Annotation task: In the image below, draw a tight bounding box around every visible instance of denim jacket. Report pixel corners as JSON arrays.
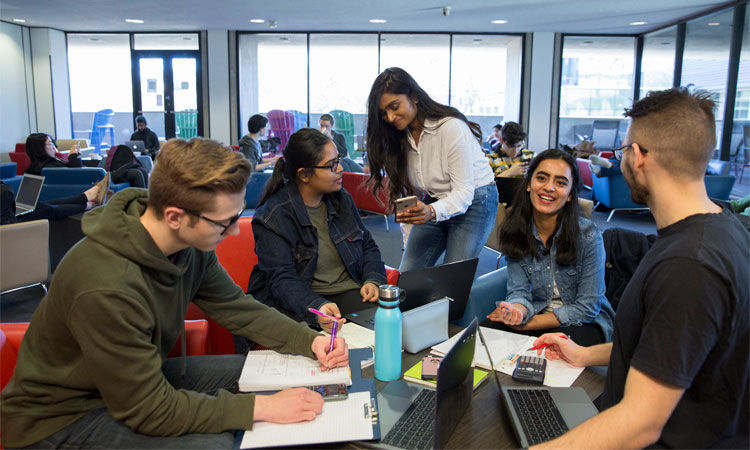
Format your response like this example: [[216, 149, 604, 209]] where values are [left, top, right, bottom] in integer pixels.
[[248, 182, 387, 325], [504, 217, 615, 341]]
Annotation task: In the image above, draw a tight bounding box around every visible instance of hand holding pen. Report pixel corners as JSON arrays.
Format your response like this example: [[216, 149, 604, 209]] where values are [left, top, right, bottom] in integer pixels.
[[309, 307, 349, 370], [309, 304, 345, 334], [530, 333, 586, 367]]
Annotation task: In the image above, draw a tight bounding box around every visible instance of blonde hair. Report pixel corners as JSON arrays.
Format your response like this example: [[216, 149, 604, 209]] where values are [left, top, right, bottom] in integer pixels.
[[148, 138, 251, 218]]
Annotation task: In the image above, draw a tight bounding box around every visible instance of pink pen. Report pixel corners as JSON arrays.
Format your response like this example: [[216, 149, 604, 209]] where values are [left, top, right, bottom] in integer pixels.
[[329, 320, 338, 353], [308, 307, 337, 321]]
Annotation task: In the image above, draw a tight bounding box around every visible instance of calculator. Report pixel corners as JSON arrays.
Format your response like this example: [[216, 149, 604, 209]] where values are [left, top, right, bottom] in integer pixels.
[[512, 355, 547, 385]]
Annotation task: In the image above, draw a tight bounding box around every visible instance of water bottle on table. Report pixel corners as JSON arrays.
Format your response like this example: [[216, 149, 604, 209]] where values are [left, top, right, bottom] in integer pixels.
[[374, 284, 403, 381]]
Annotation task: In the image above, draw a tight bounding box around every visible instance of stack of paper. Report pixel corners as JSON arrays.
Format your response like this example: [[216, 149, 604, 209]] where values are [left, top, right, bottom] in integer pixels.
[[431, 326, 585, 388], [238, 350, 351, 392]]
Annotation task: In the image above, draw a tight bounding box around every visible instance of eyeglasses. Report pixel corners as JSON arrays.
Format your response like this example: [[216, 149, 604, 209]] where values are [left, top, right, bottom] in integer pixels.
[[313, 157, 341, 173], [613, 143, 649, 161], [183, 203, 245, 235]]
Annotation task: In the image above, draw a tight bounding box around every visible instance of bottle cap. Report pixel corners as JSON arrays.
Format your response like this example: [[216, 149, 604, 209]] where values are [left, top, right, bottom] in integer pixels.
[[378, 284, 402, 299]]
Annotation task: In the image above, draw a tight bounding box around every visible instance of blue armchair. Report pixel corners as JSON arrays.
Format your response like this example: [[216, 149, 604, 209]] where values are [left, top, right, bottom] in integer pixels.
[[591, 169, 649, 222], [245, 171, 272, 210], [39, 168, 129, 202], [1, 163, 22, 192], [454, 266, 507, 328], [705, 175, 736, 201]]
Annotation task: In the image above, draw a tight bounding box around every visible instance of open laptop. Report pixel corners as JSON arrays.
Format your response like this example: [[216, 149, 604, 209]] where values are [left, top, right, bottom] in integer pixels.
[[14, 174, 45, 217], [477, 327, 598, 448], [346, 257, 479, 329], [366, 318, 477, 450], [124, 140, 146, 154]]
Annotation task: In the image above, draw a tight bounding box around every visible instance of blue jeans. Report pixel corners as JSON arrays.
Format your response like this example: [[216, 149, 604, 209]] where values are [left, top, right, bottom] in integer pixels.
[[27, 355, 245, 449], [400, 183, 498, 271]]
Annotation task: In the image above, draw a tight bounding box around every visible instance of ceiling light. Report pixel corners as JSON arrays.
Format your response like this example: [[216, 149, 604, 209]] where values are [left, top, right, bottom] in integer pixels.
[[125, 19, 144, 24], [629, 21, 647, 26], [249, 19, 265, 23], [707, 22, 721, 26], [12, 19, 26, 23], [491, 19, 507, 24], [370, 19, 387, 24]]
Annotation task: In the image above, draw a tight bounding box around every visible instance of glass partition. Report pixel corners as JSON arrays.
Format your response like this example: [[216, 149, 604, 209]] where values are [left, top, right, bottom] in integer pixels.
[[640, 26, 677, 98], [380, 34, 451, 104]]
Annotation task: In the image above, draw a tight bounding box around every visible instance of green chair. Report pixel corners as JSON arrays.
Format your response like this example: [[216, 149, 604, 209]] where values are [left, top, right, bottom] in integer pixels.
[[175, 109, 198, 139], [329, 110, 356, 158]]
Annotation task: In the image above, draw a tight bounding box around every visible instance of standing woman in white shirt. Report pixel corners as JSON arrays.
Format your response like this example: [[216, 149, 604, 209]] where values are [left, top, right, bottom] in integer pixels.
[[366, 67, 498, 271]]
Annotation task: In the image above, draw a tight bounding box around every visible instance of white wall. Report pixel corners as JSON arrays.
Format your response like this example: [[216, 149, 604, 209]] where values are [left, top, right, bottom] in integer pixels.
[[527, 32, 556, 152], [207, 29, 231, 144], [0, 22, 34, 157]]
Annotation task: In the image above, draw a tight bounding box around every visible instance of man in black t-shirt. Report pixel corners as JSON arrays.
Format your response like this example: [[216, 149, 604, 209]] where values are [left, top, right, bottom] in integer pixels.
[[532, 88, 749, 449], [130, 115, 160, 158]]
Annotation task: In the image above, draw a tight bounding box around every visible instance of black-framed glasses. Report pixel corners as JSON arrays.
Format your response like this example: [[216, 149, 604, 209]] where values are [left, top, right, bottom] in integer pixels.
[[613, 143, 649, 161], [183, 202, 245, 235], [313, 156, 341, 173]]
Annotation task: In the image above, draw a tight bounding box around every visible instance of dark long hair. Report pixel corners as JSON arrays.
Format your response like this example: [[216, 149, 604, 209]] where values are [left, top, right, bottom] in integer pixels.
[[258, 128, 332, 206], [25, 133, 55, 175], [365, 67, 482, 205], [498, 148, 582, 266]]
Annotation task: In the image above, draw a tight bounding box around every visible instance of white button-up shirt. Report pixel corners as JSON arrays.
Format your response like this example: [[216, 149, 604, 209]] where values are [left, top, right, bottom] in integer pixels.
[[406, 117, 495, 221]]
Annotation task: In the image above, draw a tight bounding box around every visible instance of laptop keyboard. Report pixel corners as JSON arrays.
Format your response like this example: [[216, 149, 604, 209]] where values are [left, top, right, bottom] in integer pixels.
[[507, 388, 569, 445], [382, 389, 435, 449]]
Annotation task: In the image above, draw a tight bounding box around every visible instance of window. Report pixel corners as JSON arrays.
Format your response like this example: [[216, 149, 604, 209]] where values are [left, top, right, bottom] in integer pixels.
[[133, 33, 199, 50], [558, 36, 635, 146], [238, 34, 307, 138], [682, 9, 733, 154], [450, 35, 523, 139], [640, 26, 677, 98], [67, 34, 133, 140], [380, 34, 451, 104]]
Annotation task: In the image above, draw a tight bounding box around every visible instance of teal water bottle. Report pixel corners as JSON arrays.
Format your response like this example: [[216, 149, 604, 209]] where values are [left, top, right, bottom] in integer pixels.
[[374, 285, 402, 381]]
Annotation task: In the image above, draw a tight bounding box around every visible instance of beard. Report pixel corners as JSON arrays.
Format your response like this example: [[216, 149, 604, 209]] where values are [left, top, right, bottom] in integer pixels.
[[621, 157, 649, 205]]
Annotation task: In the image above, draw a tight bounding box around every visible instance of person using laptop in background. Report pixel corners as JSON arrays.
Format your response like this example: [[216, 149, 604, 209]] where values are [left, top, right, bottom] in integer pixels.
[[247, 128, 387, 339], [485, 148, 615, 346], [1, 138, 349, 449], [129, 115, 160, 158], [239, 114, 281, 172], [531, 88, 749, 449]]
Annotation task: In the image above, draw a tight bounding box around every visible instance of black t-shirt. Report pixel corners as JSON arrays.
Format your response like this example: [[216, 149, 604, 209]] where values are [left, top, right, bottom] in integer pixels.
[[602, 206, 749, 448]]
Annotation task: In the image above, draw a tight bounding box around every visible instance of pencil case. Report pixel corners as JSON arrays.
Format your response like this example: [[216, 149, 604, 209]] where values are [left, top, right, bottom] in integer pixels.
[[401, 297, 449, 353]]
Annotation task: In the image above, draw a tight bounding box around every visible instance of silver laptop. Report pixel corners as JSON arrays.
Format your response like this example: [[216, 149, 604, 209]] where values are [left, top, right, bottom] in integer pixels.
[[14, 174, 45, 217], [364, 318, 477, 450], [477, 327, 598, 448], [124, 140, 146, 154], [346, 258, 479, 329]]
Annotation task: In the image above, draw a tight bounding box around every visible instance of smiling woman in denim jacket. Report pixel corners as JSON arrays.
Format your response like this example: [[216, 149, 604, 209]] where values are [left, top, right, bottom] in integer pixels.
[[486, 149, 615, 346], [247, 128, 387, 333]]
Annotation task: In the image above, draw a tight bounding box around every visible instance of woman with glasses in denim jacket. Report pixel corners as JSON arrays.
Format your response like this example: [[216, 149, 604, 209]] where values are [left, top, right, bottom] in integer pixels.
[[247, 128, 387, 334], [485, 149, 615, 345]]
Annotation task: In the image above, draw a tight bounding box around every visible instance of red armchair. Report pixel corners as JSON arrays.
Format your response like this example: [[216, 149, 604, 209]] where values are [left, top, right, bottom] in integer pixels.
[[342, 172, 391, 231]]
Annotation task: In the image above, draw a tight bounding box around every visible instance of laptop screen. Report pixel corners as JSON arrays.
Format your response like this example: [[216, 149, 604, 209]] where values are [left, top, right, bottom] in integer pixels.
[[15, 174, 45, 208]]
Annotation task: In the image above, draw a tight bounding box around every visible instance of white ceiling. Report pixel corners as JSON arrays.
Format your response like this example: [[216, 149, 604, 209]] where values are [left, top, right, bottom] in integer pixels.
[[0, 0, 737, 35]]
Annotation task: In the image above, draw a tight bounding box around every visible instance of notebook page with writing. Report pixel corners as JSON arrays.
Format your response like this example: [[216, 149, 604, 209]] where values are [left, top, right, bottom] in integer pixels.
[[239, 350, 351, 392], [323, 322, 374, 349], [240, 391, 374, 448]]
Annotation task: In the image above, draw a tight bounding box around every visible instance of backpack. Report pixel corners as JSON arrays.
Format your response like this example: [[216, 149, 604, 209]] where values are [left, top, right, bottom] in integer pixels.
[[105, 145, 141, 173]]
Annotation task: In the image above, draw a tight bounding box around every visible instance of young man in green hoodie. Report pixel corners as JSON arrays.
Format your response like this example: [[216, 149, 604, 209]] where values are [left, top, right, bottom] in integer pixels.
[[1, 138, 349, 448]]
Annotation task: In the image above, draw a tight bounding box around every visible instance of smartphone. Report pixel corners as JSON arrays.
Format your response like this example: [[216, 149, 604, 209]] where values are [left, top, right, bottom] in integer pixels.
[[306, 383, 349, 401], [421, 356, 442, 381], [395, 195, 418, 213]]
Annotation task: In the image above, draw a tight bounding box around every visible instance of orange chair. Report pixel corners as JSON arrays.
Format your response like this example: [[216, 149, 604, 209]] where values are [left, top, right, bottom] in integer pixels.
[[342, 172, 391, 231]]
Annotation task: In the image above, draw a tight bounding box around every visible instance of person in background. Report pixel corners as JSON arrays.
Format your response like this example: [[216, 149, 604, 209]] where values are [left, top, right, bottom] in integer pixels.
[[1, 138, 349, 449], [493, 122, 529, 178], [532, 88, 748, 449], [248, 128, 387, 335], [486, 148, 615, 346], [24, 133, 82, 175], [129, 115, 160, 158], [239, 114, 280, 172], [319, 113, 349, 158], [486, 123, 502, 151], [365, 67, 498, 271]]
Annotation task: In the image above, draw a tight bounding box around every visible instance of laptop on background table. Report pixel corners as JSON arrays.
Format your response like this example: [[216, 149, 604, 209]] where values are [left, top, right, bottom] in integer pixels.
[[14, 174, 45, 217], [124, 140, 146, 154], [346, 257, 479, 329], [362, 318, 478, 450], [477, 327, 598, 448]]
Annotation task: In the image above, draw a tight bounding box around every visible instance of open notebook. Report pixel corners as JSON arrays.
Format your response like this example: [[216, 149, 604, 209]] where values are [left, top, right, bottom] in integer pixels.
[[238, 350, 351, 392]]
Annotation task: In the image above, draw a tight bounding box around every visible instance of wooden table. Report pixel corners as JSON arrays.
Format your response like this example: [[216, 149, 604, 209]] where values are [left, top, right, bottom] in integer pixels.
[[357, 325, 605, 449]]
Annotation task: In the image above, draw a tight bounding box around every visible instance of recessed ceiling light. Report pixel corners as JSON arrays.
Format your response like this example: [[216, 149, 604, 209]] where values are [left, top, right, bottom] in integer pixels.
[[249, 19, 265, 23], [629, 21, 647, 26], [491, 19, 507, 24], [369, 19, 387, 24], [12, 19, 26, 23], [707, 22, 721, 26], [125, 19, 144, 24]]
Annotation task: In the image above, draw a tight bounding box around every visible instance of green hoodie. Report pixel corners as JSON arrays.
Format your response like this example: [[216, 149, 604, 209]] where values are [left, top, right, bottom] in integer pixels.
[[1, 189, 320, 448]]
